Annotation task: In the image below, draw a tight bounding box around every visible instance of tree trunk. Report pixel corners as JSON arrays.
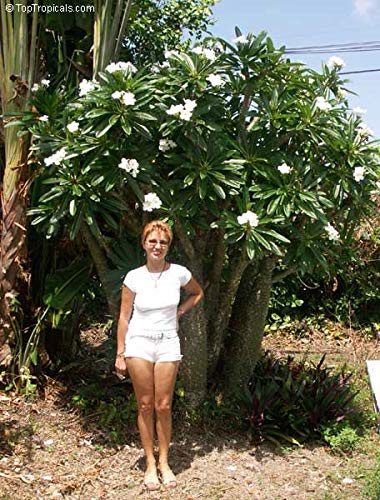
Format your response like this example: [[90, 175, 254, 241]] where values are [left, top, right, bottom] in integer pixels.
[[0, 3, 38, 366], [222, 256, 277, 397], [207, 247, 249, 379], [179, 304, 207, 407], [174, 222, 207, 408], [0, 189, 28, 365], [80, 223, 119, 319]]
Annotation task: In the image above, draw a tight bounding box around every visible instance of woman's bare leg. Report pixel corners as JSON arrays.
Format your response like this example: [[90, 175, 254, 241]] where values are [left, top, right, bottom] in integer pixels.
[[154, 361, 179, 486], [126, 358, 158, 488]]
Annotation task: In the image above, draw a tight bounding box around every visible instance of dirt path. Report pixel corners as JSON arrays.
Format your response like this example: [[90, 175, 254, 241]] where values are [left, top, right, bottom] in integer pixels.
[[0, 327, 378, 499]]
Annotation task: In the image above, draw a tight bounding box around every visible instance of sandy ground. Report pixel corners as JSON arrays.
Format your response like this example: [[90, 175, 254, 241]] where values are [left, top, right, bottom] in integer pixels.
[[0, 326, 379, 499]]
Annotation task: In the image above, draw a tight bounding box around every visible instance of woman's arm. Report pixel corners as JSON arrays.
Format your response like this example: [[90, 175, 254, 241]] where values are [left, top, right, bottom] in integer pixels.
[[115, 285, 135, 373], [177, 277, 204, 319]]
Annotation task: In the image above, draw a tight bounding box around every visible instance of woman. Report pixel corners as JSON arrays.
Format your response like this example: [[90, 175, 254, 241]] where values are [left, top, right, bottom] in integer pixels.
[[115, 220, 203, 490]]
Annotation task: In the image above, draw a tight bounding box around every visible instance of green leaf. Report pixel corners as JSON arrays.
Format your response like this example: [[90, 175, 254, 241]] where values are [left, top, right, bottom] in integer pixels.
[[43, 258, 91, 309], [69, 199, 76, 216], [95, 118, 116, 138], [213, 183, 226, 199]]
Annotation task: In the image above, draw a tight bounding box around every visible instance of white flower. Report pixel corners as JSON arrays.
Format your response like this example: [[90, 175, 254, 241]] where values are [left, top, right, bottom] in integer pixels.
[[325, 223, 339, 241], [159, 139, 177, 152], [356, 123, 373, 137], [112, 90, 136, 106], [43, 439, 54, 446], [232, 35, 248, 44], [44, 148, 67, 166], [164, 50, 180, 59], [41, 79, 50, 87], [203, 48, 216, 61], [327, 56, 346, 69], [167, 104, 183, 116], [277, 162, 292, 174], [167, 99, 197, 121], [143, 192, 162, 212], [121, 91, 136, 106], [192, 46, 216, 61], [31, 83, 40, 92], [207, 74, 224, 87], [67, 121, 79, 133], [183, 99, 197, 112], [237, 210, 259, 227], [192, 46, 204, 55], [79, 79, 96, 97], [105, 61, 137, 73], [179, 109, 193, 121], [38, 115, 49, 122], [118, 158, 139, 178], [353, 166, 365, 182], [226, 465, 237, 471], [353, 106, 367, 115], [315, 96, 332, 111]]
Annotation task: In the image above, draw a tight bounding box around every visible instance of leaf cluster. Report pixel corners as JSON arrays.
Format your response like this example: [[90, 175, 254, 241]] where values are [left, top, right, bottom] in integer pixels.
[[240, 352, 359, 445], [13, 30, 380, 272]]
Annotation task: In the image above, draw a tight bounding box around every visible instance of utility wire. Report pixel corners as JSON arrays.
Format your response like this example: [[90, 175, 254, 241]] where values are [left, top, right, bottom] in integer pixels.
[[283, 40, 380, 75], [341, 68, 380, 75], [285, 40, 380, 54]]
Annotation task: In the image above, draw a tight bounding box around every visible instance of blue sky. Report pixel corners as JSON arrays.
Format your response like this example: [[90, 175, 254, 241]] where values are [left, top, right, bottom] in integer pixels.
[[211, 0, 380, 137]]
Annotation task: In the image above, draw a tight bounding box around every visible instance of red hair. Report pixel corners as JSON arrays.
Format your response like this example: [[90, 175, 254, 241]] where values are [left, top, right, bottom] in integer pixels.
[[141, 220, 173, 245]]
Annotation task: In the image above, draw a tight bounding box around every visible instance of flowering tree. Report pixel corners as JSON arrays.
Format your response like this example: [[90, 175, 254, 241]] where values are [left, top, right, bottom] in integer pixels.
[[24, 32, 379, 402], [0, 0, 216, 375]]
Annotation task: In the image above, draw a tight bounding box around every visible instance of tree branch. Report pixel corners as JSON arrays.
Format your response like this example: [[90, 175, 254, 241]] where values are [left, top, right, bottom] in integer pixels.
[[271, 265, 298, 284], [174, 218, 196, 261]]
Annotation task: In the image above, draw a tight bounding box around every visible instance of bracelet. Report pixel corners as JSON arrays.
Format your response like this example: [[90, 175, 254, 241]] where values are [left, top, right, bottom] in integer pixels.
[[116, 352, 125, 358]]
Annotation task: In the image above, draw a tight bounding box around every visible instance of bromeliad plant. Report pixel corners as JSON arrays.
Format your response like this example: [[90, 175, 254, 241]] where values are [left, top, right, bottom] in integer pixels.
[[16, 29, 380, 404], [242, 352, 358, 444]]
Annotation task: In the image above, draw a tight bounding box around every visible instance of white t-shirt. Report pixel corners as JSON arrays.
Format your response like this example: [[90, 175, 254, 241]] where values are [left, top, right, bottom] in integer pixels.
[[123, 263, 192, 333]]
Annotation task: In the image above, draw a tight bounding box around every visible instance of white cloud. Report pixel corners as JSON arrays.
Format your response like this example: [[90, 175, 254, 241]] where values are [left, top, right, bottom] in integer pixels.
[[354, 0, 376, 16]]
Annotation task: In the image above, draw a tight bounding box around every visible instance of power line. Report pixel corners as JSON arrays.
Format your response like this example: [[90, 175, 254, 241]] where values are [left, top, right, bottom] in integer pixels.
[[340, 68, 380, 75], [284, 40, 380, 54], [282, 40, 380, 75]]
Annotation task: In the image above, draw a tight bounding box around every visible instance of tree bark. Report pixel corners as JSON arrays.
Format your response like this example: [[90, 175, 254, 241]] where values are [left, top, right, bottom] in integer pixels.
[[179, 303, 207, 407], [222, 256, 277, 397], [80, 224, 119, 319], [0, 186, 29, 365], [207, 247, 249, 378], [174, 220, 208, 407]]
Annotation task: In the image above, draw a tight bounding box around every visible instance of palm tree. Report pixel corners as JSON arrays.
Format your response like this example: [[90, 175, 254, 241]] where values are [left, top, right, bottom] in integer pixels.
[[0, 0, 38, 365], [0, 0, 134, 366]]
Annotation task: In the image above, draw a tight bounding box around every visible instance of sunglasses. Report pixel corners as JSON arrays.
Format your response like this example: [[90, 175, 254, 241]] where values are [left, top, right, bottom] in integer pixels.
[[146, 238, 170, 247]]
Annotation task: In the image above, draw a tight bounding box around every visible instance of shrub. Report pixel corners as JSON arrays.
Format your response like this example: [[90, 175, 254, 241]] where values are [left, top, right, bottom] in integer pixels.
[[321, 421, 361, 453], [363, 454, 380, 499], [240, 352, 359, 444]]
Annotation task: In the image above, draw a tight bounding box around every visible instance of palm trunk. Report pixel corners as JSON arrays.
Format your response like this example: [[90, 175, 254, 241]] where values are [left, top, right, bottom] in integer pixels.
[[0, 1, 38, 365]]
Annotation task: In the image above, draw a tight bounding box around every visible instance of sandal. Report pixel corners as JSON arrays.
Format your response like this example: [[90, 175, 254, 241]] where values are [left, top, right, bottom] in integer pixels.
[[159, 468, 177, 488], [144, 470, 160, 491]]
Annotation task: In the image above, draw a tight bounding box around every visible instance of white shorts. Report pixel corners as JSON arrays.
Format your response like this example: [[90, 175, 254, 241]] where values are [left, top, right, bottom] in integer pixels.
[[124, 331, 182, 363]]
